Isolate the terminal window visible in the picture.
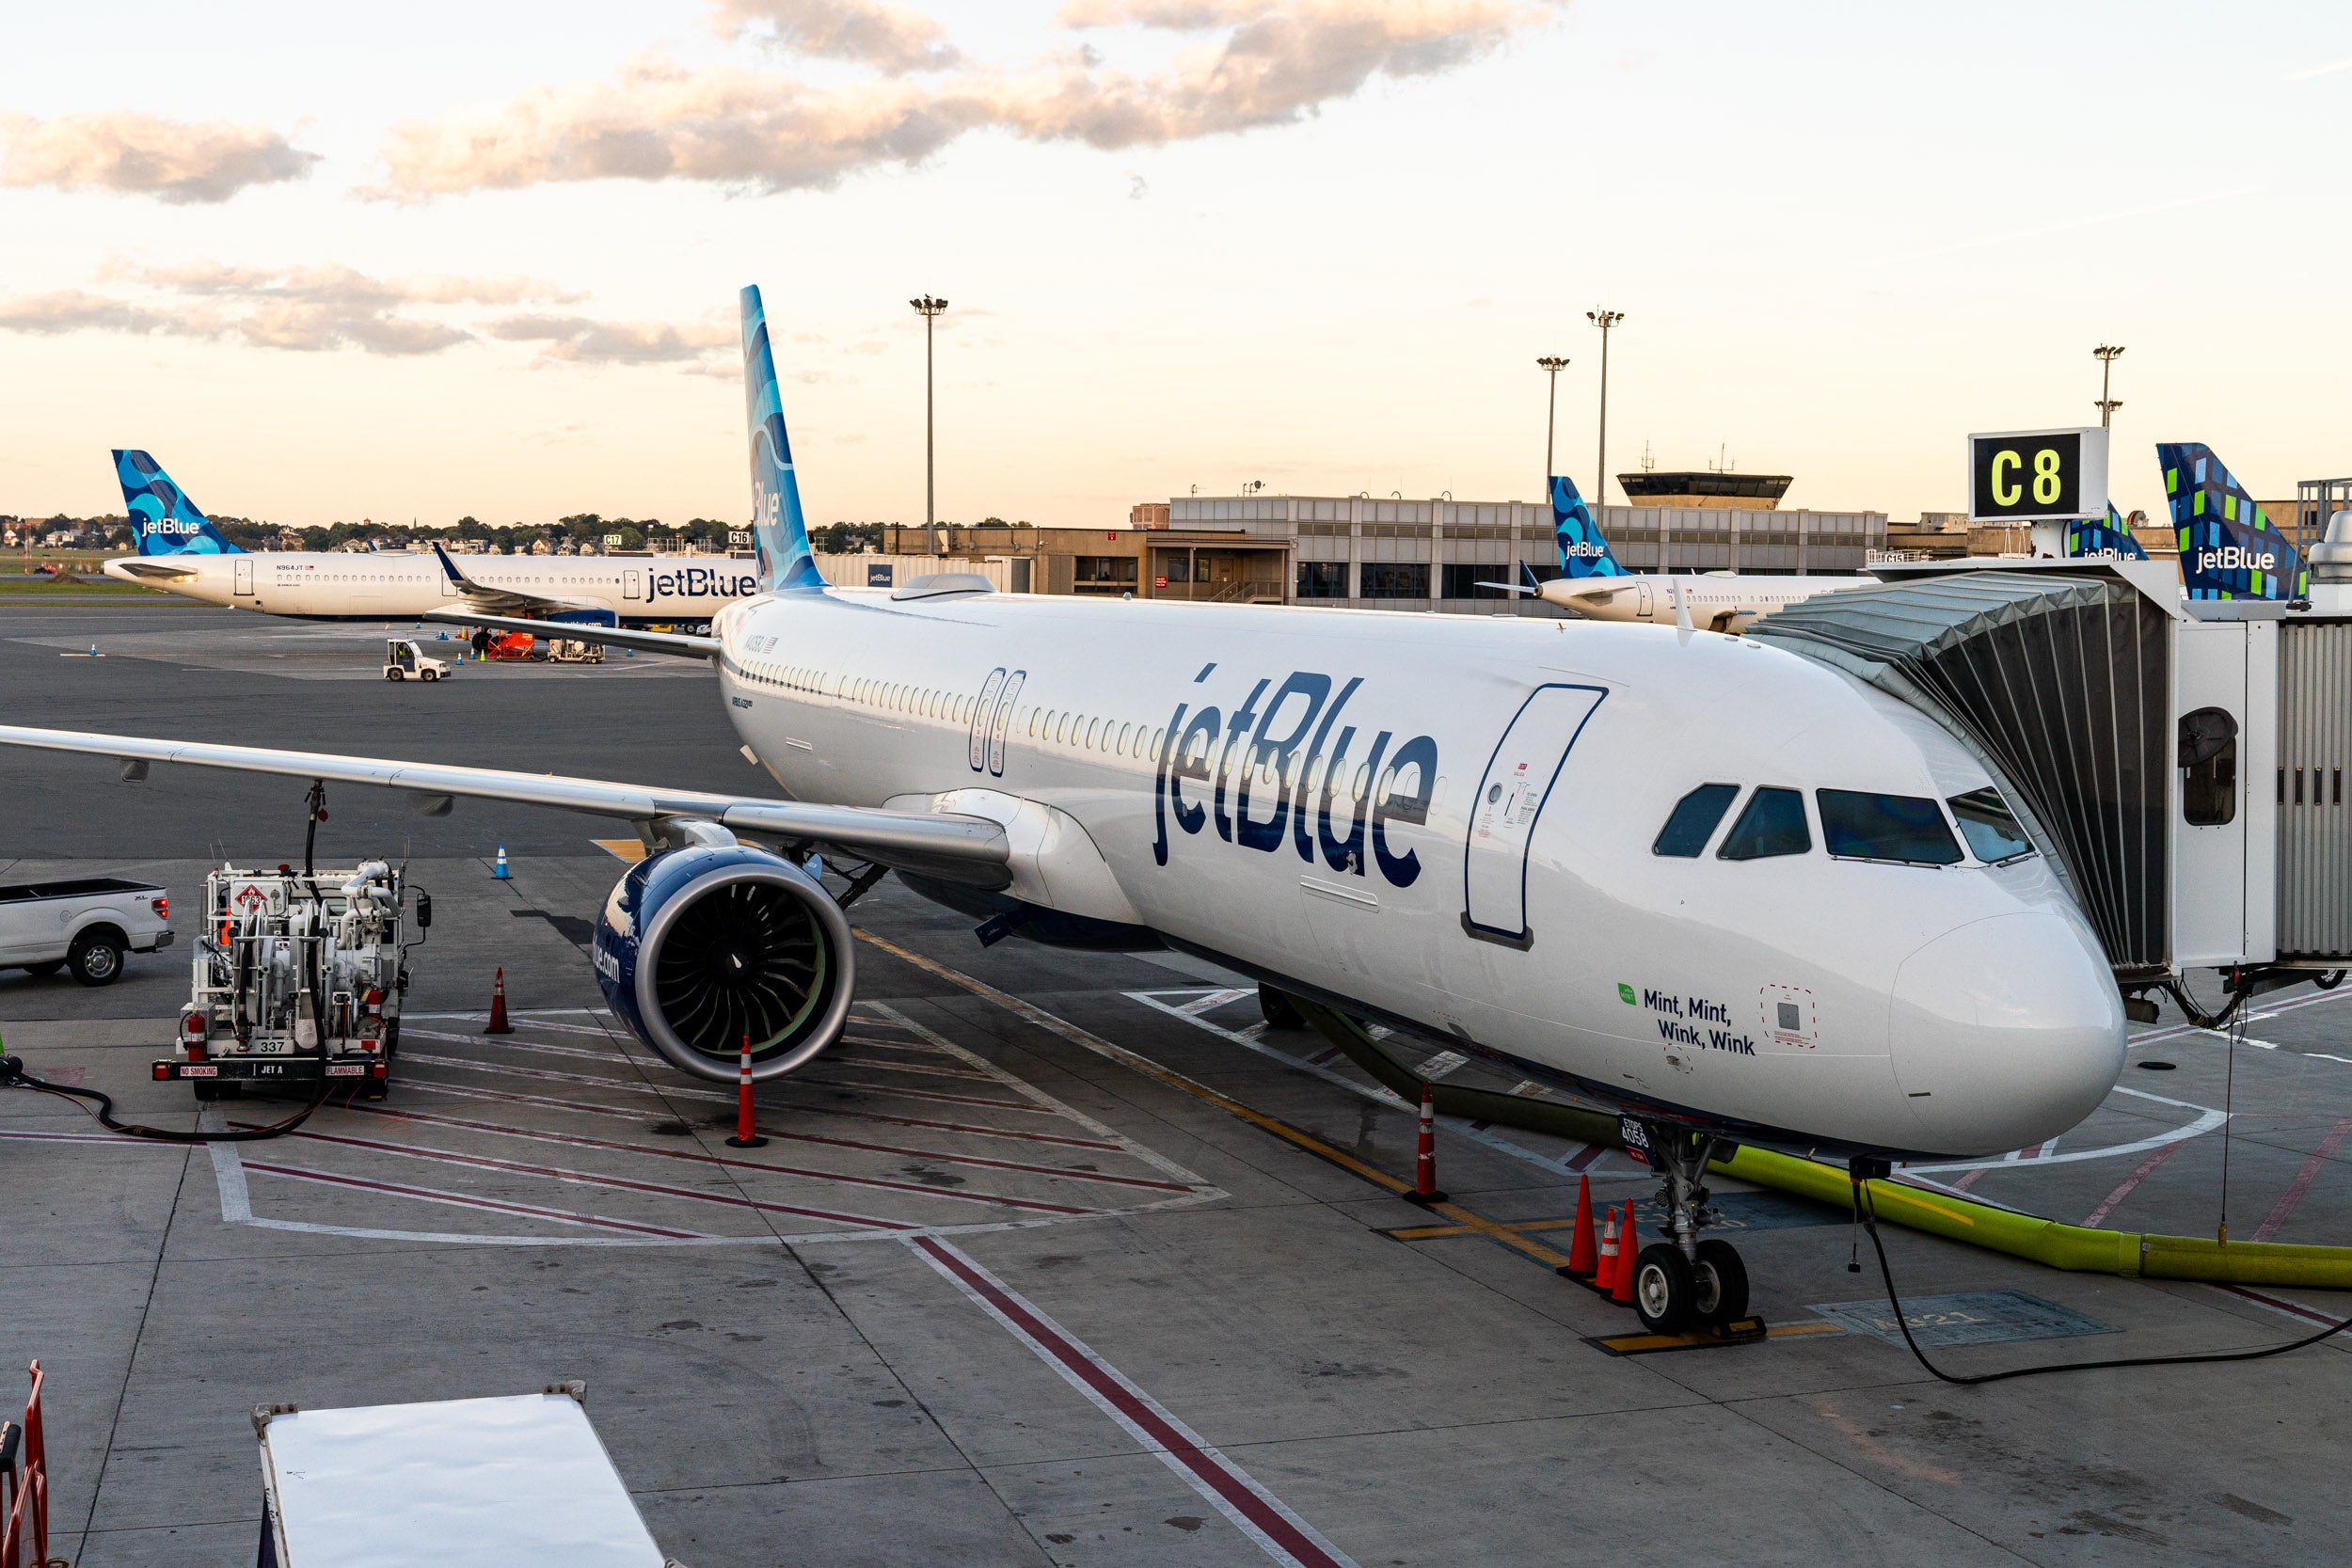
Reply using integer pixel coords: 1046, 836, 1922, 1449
1359, 562, 1430, 599
1440, 563, 1507, 599
1297, 562, 1347, 598
1073, 556, 1137, 587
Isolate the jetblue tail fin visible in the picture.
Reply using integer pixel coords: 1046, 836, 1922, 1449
739, 286, 824, 594
2064, 503, 2148, 562
113, 450, 243, 555
2159, 443, 2308, 600
1550, 475, 1628, 579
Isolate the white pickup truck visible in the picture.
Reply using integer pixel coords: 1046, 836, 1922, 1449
0, 877, 175, 985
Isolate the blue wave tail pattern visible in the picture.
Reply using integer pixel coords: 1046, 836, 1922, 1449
1550, 475, 1628, 579
113, 450, 243, 555
739, 286, 825, 594
2159, 443, 2308, 600
2065, 502, 2149, 562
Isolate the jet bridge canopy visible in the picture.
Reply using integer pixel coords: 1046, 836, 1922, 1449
1748, 570, 2177, 974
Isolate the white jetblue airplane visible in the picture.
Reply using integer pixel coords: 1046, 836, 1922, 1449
3, 290, 2126, 1332
1529, 477, 1872, 633
100, 450, 758, 628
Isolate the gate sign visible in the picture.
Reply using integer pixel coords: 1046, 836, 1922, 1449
1967, 426, 2107, 523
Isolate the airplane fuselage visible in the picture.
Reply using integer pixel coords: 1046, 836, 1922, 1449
104, 550, 760, 625
708, 586, 2124, 1160
1545, 572, 1867, 633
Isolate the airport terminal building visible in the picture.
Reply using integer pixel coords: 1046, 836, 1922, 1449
856, 489, 1888, 611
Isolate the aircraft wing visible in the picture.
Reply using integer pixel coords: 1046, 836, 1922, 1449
103, 557, 201, 581
423, 610, 718, 660
429, 541, 602, 617
0, 725, 1011, 885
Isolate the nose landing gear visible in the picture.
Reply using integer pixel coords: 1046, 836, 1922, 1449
1626, 1121, 1751, 1335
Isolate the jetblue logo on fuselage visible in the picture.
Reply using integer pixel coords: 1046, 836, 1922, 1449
1151, 666, 1438, 889
646, 567, 758, 603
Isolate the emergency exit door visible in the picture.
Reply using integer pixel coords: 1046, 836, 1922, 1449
1462, 683, 1606, 947
624, 568, 642, 600
233, 558, 254, 597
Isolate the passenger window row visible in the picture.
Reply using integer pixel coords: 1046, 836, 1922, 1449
1652, 782, 2034, 866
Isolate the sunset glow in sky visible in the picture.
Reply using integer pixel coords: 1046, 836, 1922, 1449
6, 2, 2350, 531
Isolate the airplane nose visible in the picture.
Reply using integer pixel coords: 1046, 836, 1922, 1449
1888, 911, 2125, 1157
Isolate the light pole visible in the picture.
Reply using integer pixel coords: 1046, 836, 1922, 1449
2093, 343, 2124, 429
1535, 356, 1568, 493
1586, 310, 1624, 506
911, 294, 948, 554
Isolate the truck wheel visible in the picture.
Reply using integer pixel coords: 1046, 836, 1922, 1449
423, 669, 440, 682
193, 1081, 220, 1102
388, 668, 405, 681
24, 960, 63, 978
68, 931, 124, 986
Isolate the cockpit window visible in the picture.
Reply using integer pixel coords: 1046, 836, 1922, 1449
1948, 787, 2035, 863
1717, 787, 1811, 861
1653, 784, 1739, 857
1817, 789, 1962, 865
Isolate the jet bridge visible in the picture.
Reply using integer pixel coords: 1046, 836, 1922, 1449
1746, 561, 2347, 992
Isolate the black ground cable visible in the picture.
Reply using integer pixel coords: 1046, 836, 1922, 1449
0, 1053, 337, 1143
1850, 1177, 2352, 1385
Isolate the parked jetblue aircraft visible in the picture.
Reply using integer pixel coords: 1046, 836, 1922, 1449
102, 450, 757, 627
1525, 476, 1876, 632
6, 291, 2127, 1332
2160, 442, 2311, 600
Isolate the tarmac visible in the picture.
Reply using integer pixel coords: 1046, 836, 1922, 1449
5, 601, 2351, 1567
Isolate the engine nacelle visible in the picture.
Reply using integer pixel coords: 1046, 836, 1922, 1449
593, 845, 854, 1083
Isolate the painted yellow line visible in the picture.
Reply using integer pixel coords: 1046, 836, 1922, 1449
852, 928, 1577, 1270
1387, 1216, 1582, 1242
1594, 1320, 1842, 1355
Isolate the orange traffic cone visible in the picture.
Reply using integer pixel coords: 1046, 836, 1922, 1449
484, 967, 513, 1036
1406, 1080, 1447, 1205
724, 1035, 767, 1148
1594, 1200, 1621, 1293
1610, 1201, 1639, 1305
1564, 1173, 1598, 1277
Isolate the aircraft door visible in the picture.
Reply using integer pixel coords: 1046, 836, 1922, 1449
1462, 683, 1607, 947
624, 568, 642, 600
987, 672, 1025, 776
1635, 580, 1653, 619
968, 668, 1006, 770
233, 558, 254, 598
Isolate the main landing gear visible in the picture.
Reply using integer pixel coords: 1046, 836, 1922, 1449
1625, 1121, 1750, 1335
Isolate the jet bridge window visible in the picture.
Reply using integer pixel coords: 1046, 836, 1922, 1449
1817, 789, 1962, 865
2179, 706, 2238, 827
1717, 787, 1811, 861
1948, 787, 2034, 863
1653, 784, 1739, 857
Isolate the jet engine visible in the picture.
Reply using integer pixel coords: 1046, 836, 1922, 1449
593, 844, 854, 1083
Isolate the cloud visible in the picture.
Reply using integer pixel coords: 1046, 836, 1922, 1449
373, 1, 1553, 197
0, 111, 318, 203
485, 310, 736, 367
0, 261, 587, 357
713, 0, 960, 72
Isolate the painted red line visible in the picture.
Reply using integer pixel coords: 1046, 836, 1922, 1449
2219, 1283, 2350, 1329
1949, 1167, 1986, 1193
2082, 1140, 2185, 1228
403, 1076, 1123, 1150
914, 1238, 1355, 1568
2253, 1116, 2352, 1243
349, 1101, 1184, 1196
260, 1121, 1087, 1216
1562, 1144, 1606, 1174
821, 1054, 998, 1083
0, 1130, 152, 1148
241, 1160, 709, 1238
406, 1050, 1058, 1115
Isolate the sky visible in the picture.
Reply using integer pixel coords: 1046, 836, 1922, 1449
4, 1, 2351, 531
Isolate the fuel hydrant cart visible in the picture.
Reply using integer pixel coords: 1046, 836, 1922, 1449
159, 862, 429, 1102
254, 1386, 685, 1566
